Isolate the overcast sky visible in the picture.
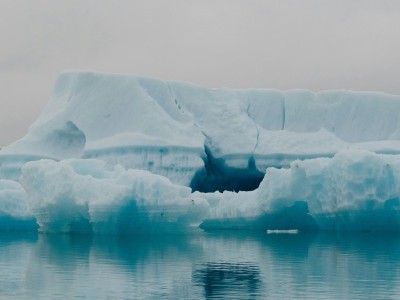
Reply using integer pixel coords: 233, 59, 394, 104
1, 0, 400, 145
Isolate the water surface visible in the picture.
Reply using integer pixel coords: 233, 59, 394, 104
0, 230, 399, 299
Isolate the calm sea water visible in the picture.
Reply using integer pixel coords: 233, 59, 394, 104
0, 230, 400, 299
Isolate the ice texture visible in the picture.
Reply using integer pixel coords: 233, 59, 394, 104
0, 180, 37, 231
0, 72, 205, 185
20, 159, 208, 234
3, 71, 400, 183
257, 150, 400, 230
200, 150, 400, 231
2, 71, 400, 232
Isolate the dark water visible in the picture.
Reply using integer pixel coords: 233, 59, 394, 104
0, 230, 400, 299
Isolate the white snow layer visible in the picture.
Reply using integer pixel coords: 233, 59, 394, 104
3, 71, 400, 180
2, 71, 400, 232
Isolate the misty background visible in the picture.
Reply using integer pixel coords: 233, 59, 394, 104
1, 0, 400, 146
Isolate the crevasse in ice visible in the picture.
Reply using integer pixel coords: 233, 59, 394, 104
2, 71, 400, 233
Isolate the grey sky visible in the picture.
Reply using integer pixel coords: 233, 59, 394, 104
1, 0, 400, 145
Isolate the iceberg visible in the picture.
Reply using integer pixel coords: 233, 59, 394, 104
2, 70, 400, 233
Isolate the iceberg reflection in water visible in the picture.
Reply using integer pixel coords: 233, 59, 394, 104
193, 262, 263, 299
0, 231, 400, 299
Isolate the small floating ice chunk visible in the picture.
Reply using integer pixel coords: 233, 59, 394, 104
266, 229, 299, 234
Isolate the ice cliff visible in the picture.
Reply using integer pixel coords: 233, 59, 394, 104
2, 71, 400, 233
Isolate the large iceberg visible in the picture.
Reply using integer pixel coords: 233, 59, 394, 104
2, 71, 400, 233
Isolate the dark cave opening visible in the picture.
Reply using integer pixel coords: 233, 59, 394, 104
190, 147, 265, 193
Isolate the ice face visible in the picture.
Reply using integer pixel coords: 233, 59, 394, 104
20, 159, 209, 234
14, 149, 400, 233
257, 150, 400, 231
0, 179, 37, 231
199, 150, 400, 231
3, 71, 400, 186
0, 72, 205, 185
2, 71, 400, 232
0, 179, 29, 217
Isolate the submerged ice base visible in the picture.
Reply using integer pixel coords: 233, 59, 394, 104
2, 71, 400, 233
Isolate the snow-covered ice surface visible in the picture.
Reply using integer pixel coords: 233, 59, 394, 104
3, 71, 400, 232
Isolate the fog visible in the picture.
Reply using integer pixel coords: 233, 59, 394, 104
1, 0, 400, 145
